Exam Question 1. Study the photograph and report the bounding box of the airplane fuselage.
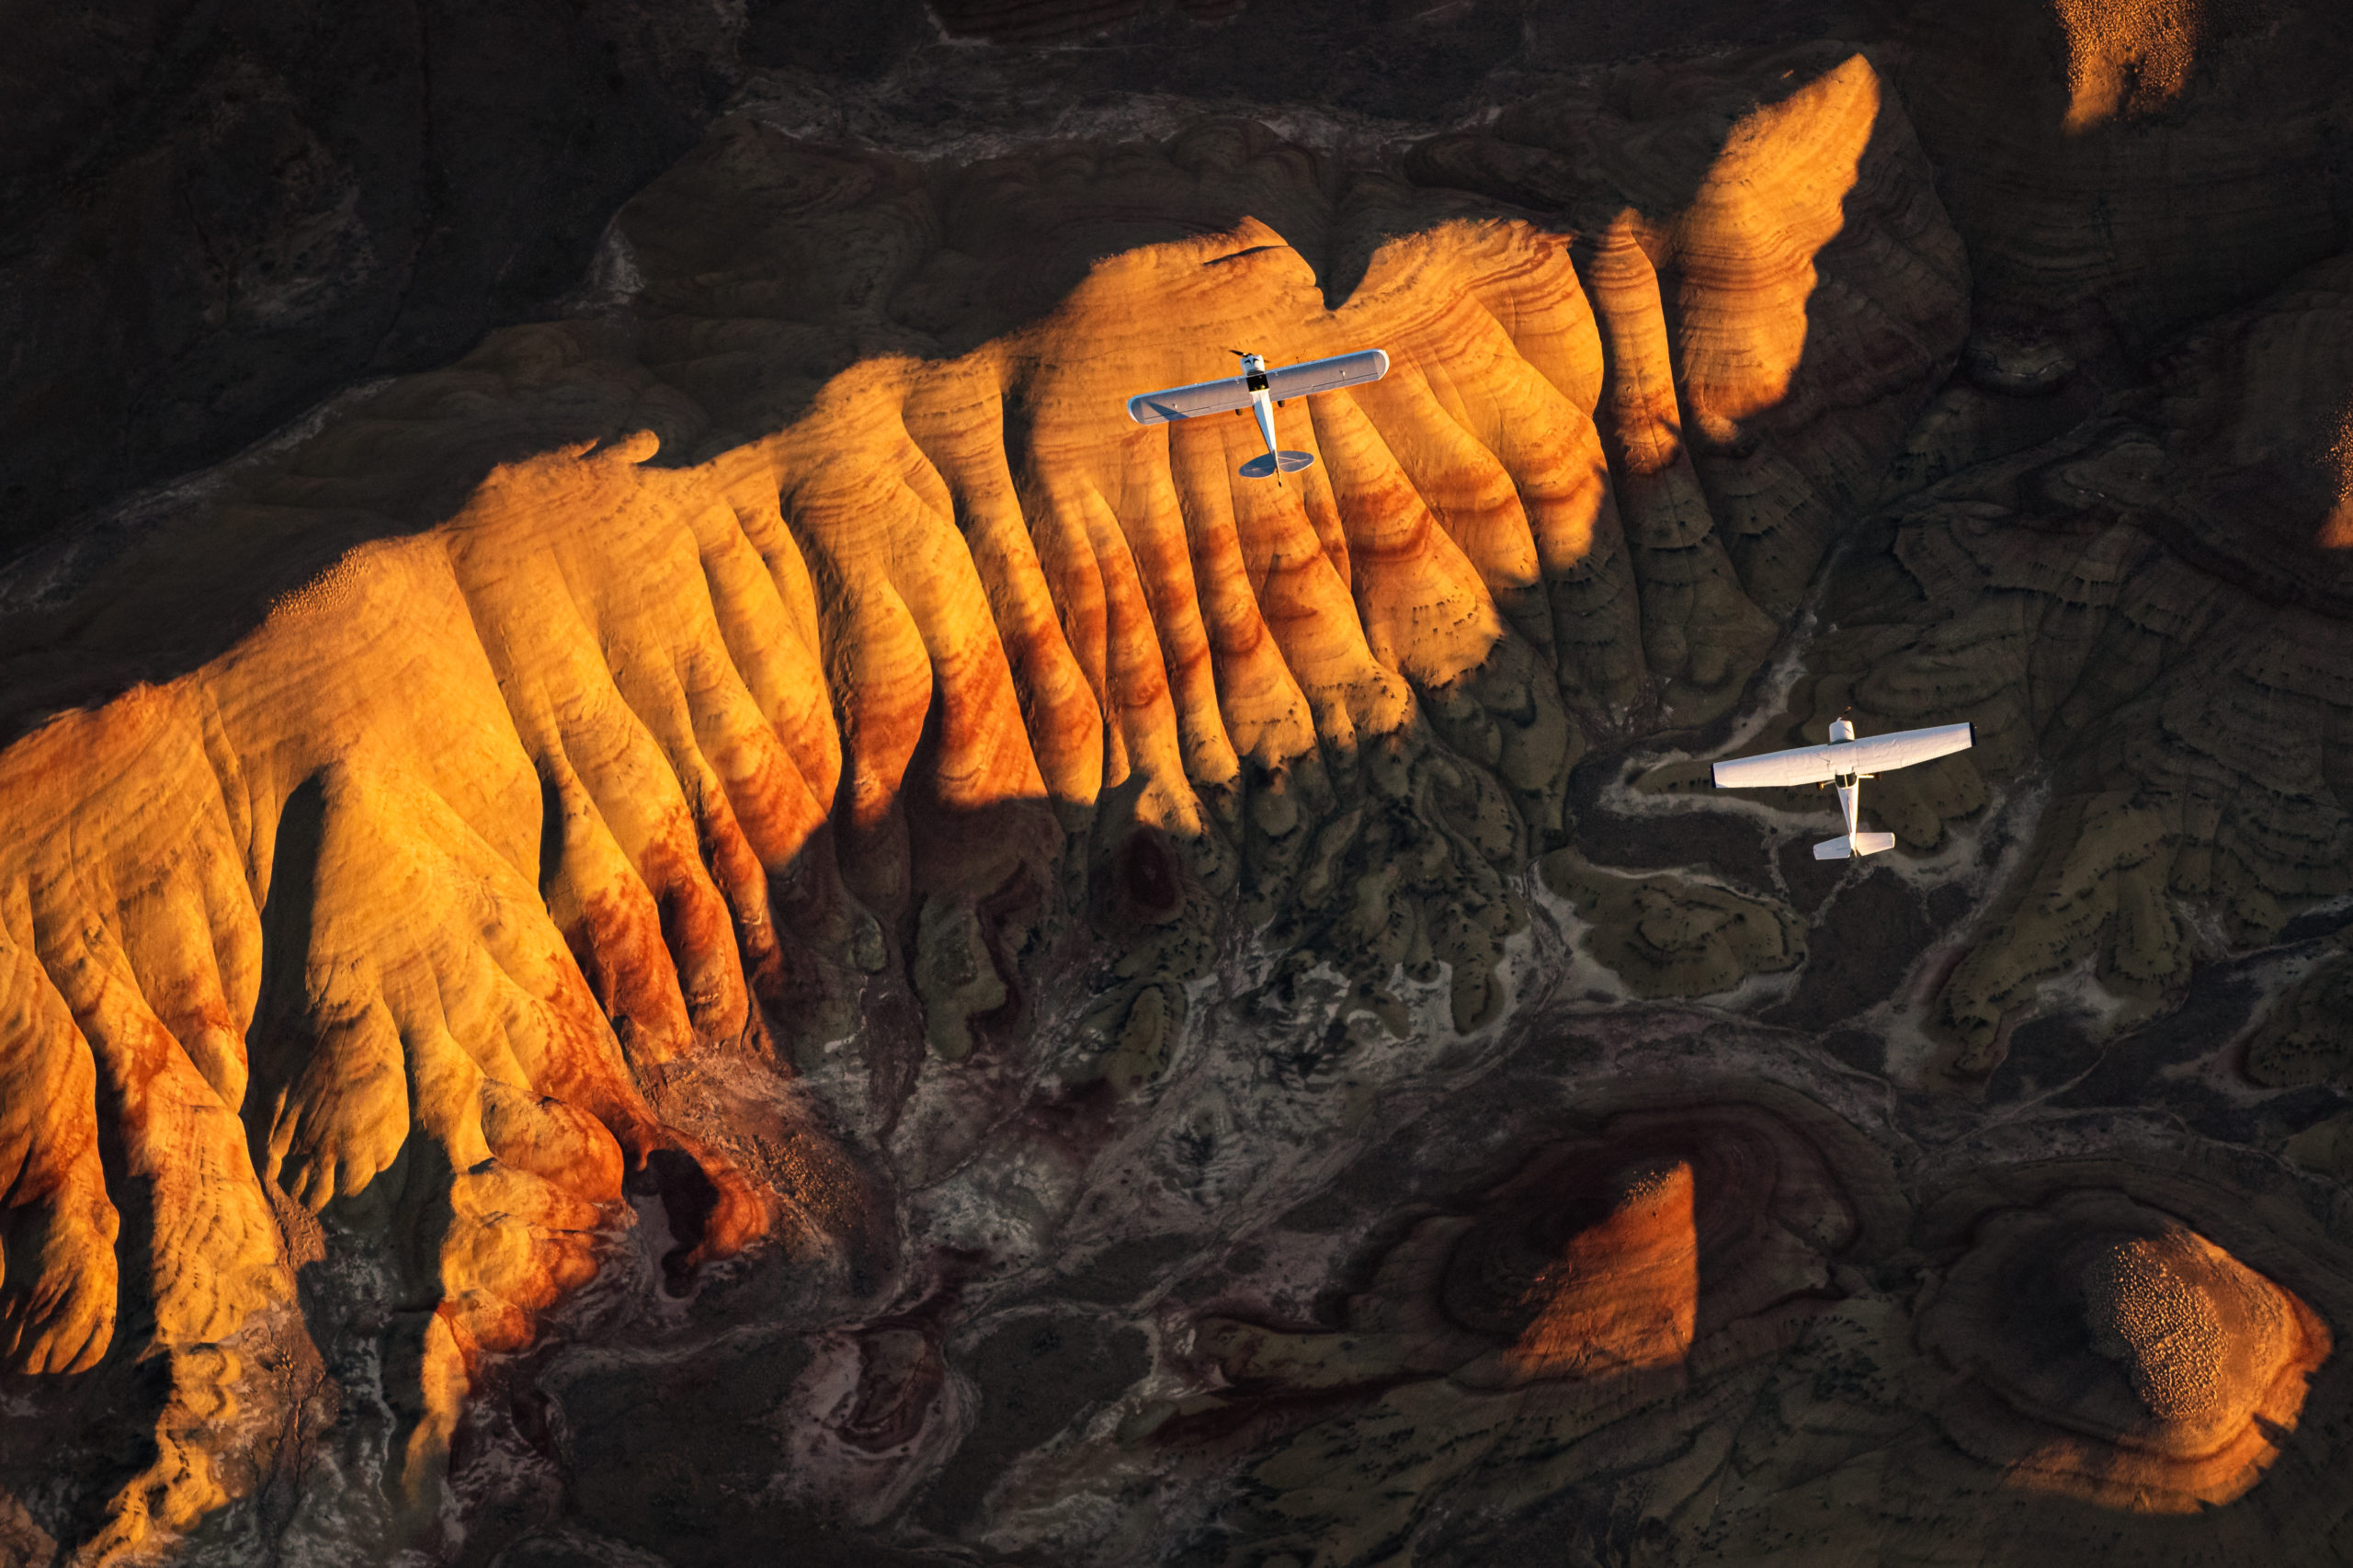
[1829,718,1858,836]
[1239,355,1281,464]
[1819,717,1888,858]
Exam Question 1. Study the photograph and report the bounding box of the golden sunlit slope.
[0,51,1964,1556]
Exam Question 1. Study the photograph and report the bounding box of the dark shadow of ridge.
[0,410,654,747]
[0,48,1881,800]
[0,112,1561,742]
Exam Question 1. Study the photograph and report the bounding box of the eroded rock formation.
[1717,241,2353,1074]
[1922,1187,2330,1508]
[3,11,2352,1567]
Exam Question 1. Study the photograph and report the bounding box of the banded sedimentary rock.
[1138,1090,1900,1567]
[1721,244,2353,1070]
[1895,0,2353,371]
[0,50,1962,1558]
[1090,1064,2352,1568]
[1410,47,1969,719]
[1922,1188,2331,1508]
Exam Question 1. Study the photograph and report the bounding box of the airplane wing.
[1127,375,1255,425]
[1841,721,1975,774]
[1711,744,1839,789]
[1711,721,1974,789]
[1263,348,1390,400]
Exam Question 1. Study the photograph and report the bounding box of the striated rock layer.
[0,51,1969,1558]
[3,24,2353,1568]
[1717,244,2353,1073]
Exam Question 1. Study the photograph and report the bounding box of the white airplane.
[1126,348,1390,479]
[1711,715,1974,860]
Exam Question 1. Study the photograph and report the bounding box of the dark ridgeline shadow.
[629,1149,722,1291]
[245,772,447,1422]
[0,403,658,750]
[0,0,750,568]
[245,773,330,1193]
[0,108,1509,744]
[0,40,1881,760]
[0,0,1916,584]
[0,1347,174,1555]
[0,1042,175,1563]
[926,0,1525,119]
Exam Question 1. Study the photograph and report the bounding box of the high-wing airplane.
[1126,348,1390,479]
[1711,715,1975,860]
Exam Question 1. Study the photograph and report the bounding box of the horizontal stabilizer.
[1240,450,1315,478]
[1814,832,1895,859]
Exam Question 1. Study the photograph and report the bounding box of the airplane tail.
[1813,832,1895,860]
[1240,450,1315,479]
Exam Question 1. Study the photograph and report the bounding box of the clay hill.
[6,3,2353,1565]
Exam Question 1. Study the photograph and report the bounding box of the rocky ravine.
[6,9,2353,1567]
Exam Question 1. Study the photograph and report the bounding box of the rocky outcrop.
[1047,1064,2353,1568]
[1921,1187,2331,1508]
[6,14,2353,1567]
[1722,244,2353,1073]
[1894,0,2353,371]
[0,50,1972,1558]
[1410,47,1969,720]
[1175,1095,1889,1566]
